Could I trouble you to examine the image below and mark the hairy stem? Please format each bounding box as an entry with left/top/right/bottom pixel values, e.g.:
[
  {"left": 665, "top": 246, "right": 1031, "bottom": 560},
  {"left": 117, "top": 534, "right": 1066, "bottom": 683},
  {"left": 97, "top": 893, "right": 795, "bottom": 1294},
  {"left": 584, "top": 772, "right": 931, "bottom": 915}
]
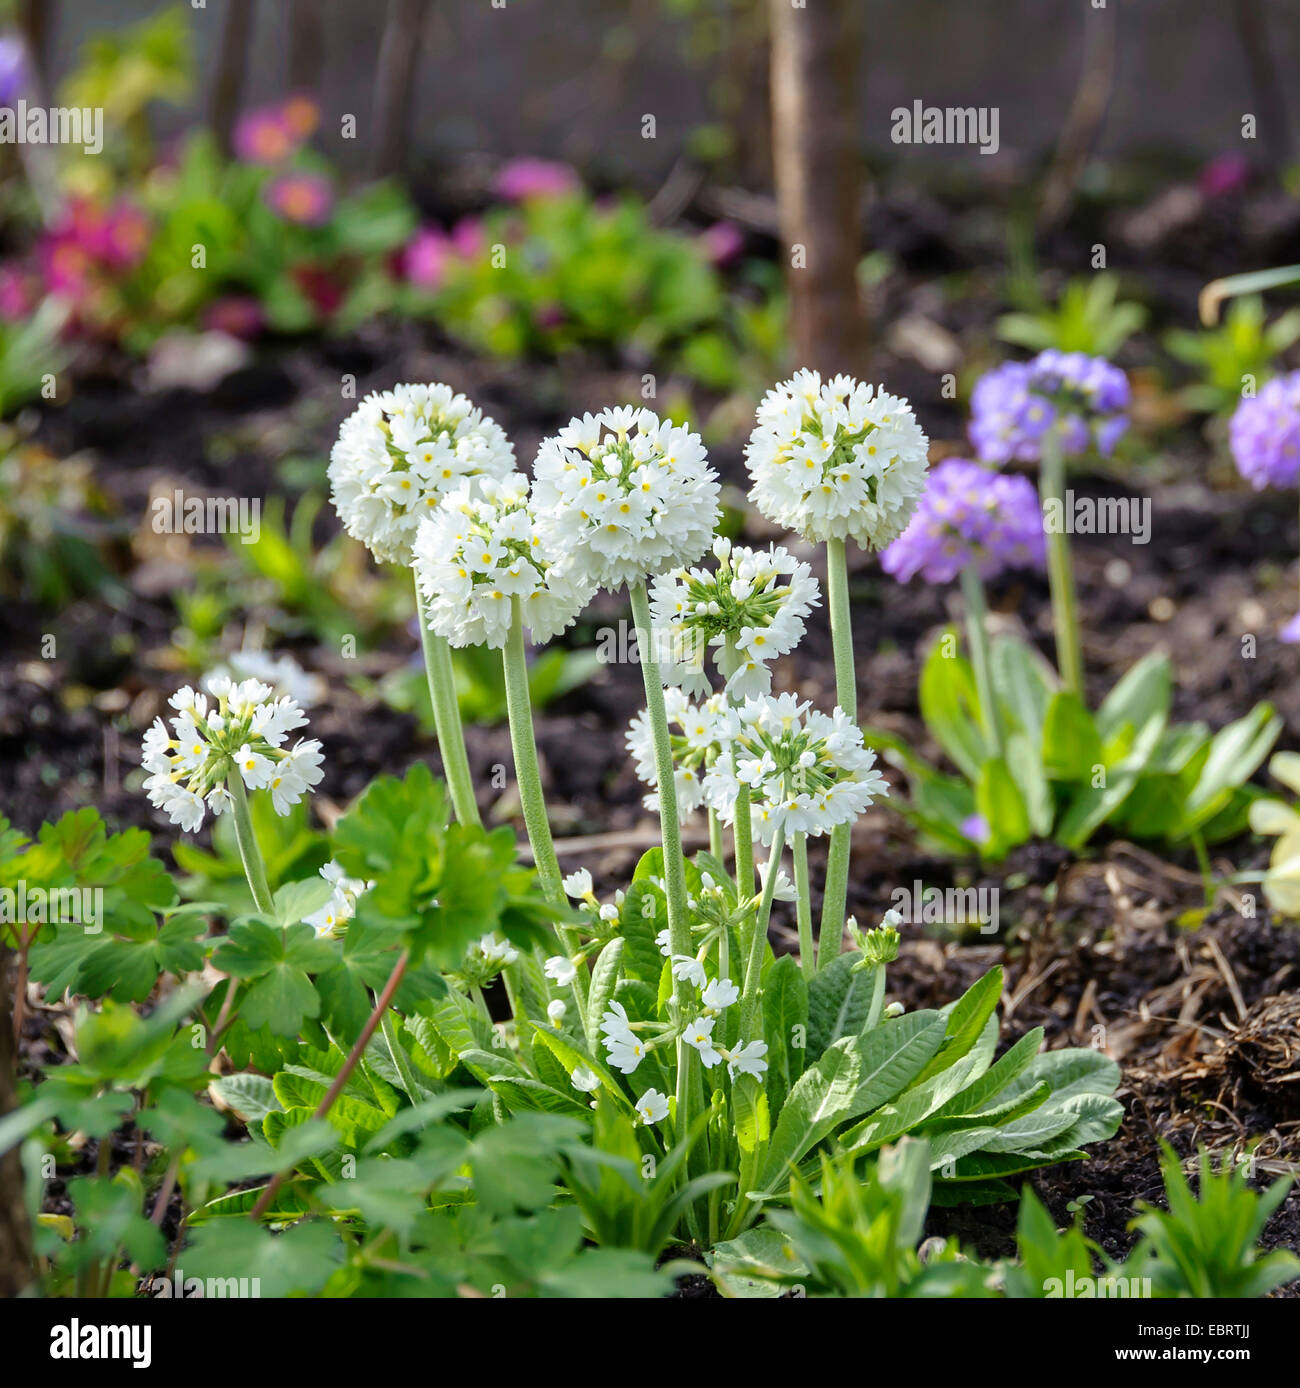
[
  {"left": 227, "top": 773, "right": 274, "bottom": 915},
  {"left": 960, "top": 564, "right": 1002, "bottom": 758},
  {"left": 793, "top": 832, "right": 814, "bottom": 982},
  {"left": 818, "top": 536, "right": 856, "bottom": 970},
  {"left": 1039, "top": 431, "right": 1084, "bottom": 699},
  {"left": 414, "top": 572, "right": 481, "bottom": 827},
  {"left": 627, "top": 580, "right": 693, "bottom": 1138}
]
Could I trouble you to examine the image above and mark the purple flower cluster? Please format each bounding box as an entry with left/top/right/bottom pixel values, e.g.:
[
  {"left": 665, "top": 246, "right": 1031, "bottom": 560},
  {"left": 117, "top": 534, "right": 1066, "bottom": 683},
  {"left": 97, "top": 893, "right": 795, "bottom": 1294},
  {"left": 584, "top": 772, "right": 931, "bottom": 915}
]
[
  {"left": 1228, "top": 371, "right": 1300, "bottom": 490},
  {"left": 881, "top": 458, "right": 1046, "bottom": 585},
  {"left": 969, "top": 349, "right": 1130, "bottom": 464}
]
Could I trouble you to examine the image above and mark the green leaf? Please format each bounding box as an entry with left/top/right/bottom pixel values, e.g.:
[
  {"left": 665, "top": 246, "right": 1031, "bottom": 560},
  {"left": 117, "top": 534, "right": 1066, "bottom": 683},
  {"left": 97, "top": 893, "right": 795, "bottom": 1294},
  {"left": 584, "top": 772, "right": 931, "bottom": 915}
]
[
  {"left": 975, "top": 758, "right": 1032, "bottom": 856},
  {"left": 1041, "top": 692, "right": 1102, "bottom": 781},
  {"left": 919, "top": 638, "right": 987, "bottom": 780},
  {"left": 586, "top": 937, "right": 625, "bottom": 1043},
  {"left": 183, "top": 1217, "right": 344, "bottom": 1296},
  {"left": 761, "top": 954, "right": 808, "bottom": 1115},
  {"left": 806, "top": 951, "right": 873, "bottom": 1060},
  {"left": 757, "top": 1011, "right": 947, "bottom": 1194}
]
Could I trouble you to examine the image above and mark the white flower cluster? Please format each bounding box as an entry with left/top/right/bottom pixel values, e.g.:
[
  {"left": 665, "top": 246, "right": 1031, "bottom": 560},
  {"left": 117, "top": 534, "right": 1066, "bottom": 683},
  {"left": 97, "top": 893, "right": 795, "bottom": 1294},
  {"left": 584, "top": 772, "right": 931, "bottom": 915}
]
[
  {"left": 459, "top": 931, "right": 521, "bottom": 987},
  {"left": 532, "top": 406, "right": 720, "bottom": 590},
  {"left": 703, "top": 692, "right": 888, "bottom": 845},
  {"left": 600, "top": 971, "right": 766, "bottom": 1084},
  {"left": 745, "top": 370, "right": 929, "bottom": 549},
  {"left": 412, "top": 472, "right": 595, "bottom": 648},
  {"left": 304, "top": 860, "right": 373, "bottom": 938},
  {"left": 142, "top": 676, "right": 324, "bottom": 832},
  {"left": 329, "top": 382, "right": 515, "bottom": 565},
  {"left": 626, "top": 689, "right": 729, "bottom": 823},
  {"left": 649, "top": 537, "right": 819, "bottom": 700}
]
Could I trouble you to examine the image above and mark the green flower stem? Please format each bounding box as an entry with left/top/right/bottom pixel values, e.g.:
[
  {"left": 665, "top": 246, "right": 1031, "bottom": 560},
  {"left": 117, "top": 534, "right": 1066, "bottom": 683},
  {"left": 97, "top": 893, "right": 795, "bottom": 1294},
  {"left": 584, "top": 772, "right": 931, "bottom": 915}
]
[
  {"left": 722, "top": 636, "right": 755, "bottom": 896},
  {"left": 818, "top": 536, "right": 857, "bottom": 972},
  {"left": 414, "top": 572, "right": 481, "bottom": 829},
  {"left": 741, "top": 828, "right": 787, "bottom": 1036},
  {"left": 502, "top": 601, "right": 585, "bottom": 1002},
  {"left": 627, "top": 579, "right": 693, "bottom": 1138},
  {"left": 960, "top": 564, "right": 1002, "bottom": 759},
  {"left": 1039, "top": 431, "right": 1084, "bottom": 699},
  {"left": 708, "top": 808, "right": 724, "bottom": 859},
  {"left": 733, "top": 787, "right": 754, "bottom": 898},
  {"left": 227, "top": 773, "right": 274, "bottom": 915},
  {"left": 793, "top": 832, "right": 814, "bottom": 982}
]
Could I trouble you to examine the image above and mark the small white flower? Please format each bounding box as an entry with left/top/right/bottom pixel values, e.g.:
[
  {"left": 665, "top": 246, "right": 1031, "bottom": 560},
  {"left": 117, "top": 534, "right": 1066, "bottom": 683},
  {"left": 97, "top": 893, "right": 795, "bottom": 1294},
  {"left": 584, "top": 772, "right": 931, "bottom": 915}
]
[
  {"left": 671, "top": 954, "right": 708, "bottom": 990},
  {"left": 598, "top": 902, "right": 620, "bottom": 923},
  {"left": 234, "top": 744, "right": 273, "bottom": 790},
  {"left": 571, "top": 1066, "right": 601, "bottom": 1093},
  {"left": 682, "top": 1014, "right": 722, "bottom": 1068},
  {"left": 726, "top": 1039, "right": 769, "bottom": 1080},
  {"left": 544, "top": 955, "right": 578, "bottom": 987},
  {"left": 547, "top": 998, "right": 567, "bottom": 1025},
  {"left": 563, "top": 868, "right": 593, "bottom": 899},
  {"left": 634, "top": 1088, "right": 670, "bottom": 1125},
  {"left": 605, "top": 1033, "right": 647, "bottom": 1075},
  {"left": 701, "top": 977, "right": 739, "bottom": 1012}
]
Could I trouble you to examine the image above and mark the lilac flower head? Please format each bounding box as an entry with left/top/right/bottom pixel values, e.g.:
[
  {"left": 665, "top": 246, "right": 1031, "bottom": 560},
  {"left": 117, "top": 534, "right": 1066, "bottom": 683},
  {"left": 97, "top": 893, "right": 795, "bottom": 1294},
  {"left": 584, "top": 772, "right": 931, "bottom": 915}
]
[
  {"left": 1228, "top": 371, "right": 1300, "bottom": 491},
  {"left": 969, "top": 350, "right": 1130, "bottom": 464},
  {"left": 880, "top": 458, "right": 1045, "bottom": 585},
  {"left": 0, "top": 36, "right": 26, "bottom": 107}
]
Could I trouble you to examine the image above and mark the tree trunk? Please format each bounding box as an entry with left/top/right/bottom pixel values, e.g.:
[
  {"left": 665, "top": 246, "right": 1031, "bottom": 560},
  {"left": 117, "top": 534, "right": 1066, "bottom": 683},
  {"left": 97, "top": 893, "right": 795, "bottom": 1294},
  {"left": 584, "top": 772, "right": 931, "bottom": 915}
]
[
  {"left": 1234, "top": 0, "right": 1291, "bottom": 169},
  {"left": 208, "top": 0, "right": 257, "bottom": 157},
  {"left": 769, "top": 0, "right": 865, "bottom": 375},
  {"left": 14, "top": 0, "right": 56, "bottom": 92},
  {"left": 370, "top": 0, "right": 431, "bottom": 177},
  {"left": 0, "top": 948, "right": 34, "bottom": 1298},
  {"left": 288, "top": 0, "right": 325, "bottom": 96}
]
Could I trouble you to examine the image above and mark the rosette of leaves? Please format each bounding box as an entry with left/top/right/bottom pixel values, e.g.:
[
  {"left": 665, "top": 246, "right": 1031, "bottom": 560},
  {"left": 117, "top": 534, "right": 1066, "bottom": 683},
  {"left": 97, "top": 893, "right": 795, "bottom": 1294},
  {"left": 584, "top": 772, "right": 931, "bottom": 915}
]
[
  {"left": 417, "top": 845, "right": 1122, "bottom": 1250},
  {"left": 870, "top": 638, "right": 1279, "bottom": 861}
]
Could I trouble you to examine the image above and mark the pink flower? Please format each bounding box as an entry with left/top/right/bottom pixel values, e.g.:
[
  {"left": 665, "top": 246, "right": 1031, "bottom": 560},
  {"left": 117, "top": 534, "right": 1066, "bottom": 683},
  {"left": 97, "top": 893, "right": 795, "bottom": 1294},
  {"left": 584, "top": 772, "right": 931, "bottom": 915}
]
[
  {"left": 100, "top": 202, "right": 151, "bottom": 269},
  {"left": 449, "top": 216, "right": 486, "bottom": 259},
  {"left": 203, "top": 295, "right": 265, "bottom": 340},
  {"left": 403, "top": 227, "right": 451, "bottom": 288},
  {"left": 494, "top": 157, "right": 579, "bottom": 202},
  {"left": 0, "top": 266, "right": 32, "bottom": 320},
  {"left": 1198, "top": 154, "right": 1251, "bottom": 200},
  {"left": 280, "top": 94, "right": 319, "bottom": 141},
  {"left": 699, "top": 221, "right": 744, "bottom": 267},
  {"left": 264, "top": 172, "right": 334, "bottom": 227},
  {"left": 234, "top": 106, "right": 299, "bottom": 165}
]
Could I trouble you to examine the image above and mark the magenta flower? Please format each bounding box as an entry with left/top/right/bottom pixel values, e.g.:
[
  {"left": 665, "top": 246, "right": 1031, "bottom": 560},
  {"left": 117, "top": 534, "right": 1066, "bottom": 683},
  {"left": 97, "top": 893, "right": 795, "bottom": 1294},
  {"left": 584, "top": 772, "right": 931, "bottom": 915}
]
[
  {"left": 264, "top": 173, "right": 333, "bottom": 227},
  {"left": 494, "top": 158, "right": 579, "bottom": 202},
  {"left": 234, "top": 107, "right": 298, "bottom": 166},
  {"left": 700, "top": 221, "right": 744, "bottom": 267},
  {"left": 1198, "top": 154, "right": 1250, "bottom": 200},
  {"left": 449, "top": 216, "right": 486, "bottom": 259},
  {"left": 402, "top": 227, "right": 451, "bottom": 289},
  {"left": 0, "top": 266, "right": 32, "bottom": 321},
  {"left": 203, "top": 295, "right": 265, "bottom": 340}
]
